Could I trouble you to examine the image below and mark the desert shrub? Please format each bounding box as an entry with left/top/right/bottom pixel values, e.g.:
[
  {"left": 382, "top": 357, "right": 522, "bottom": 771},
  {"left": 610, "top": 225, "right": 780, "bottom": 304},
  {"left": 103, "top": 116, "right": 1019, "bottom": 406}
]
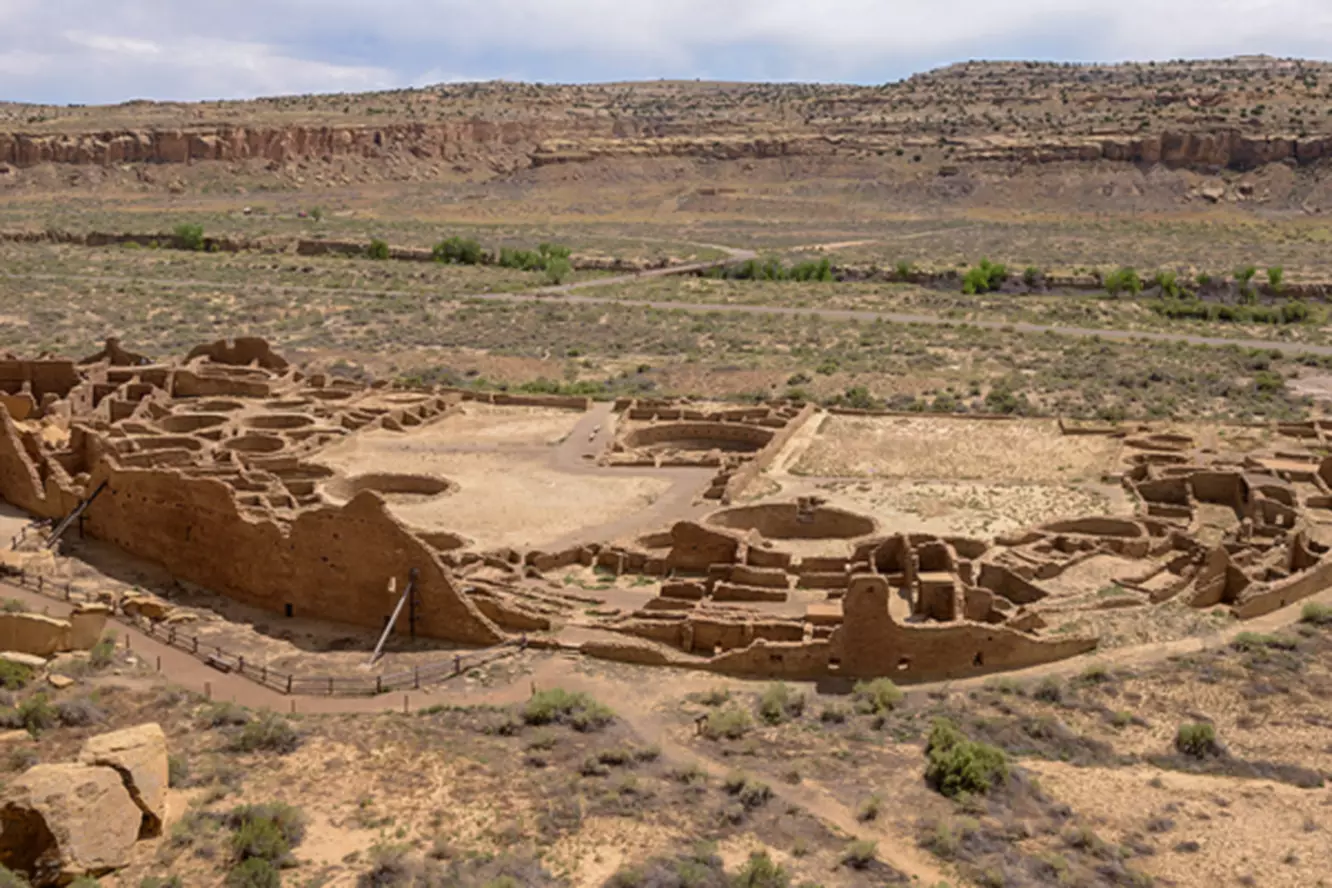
[
  {"left": 924, "top": 718, "right": 1009, "bottom": 798},
  {"left": 896, "top": 260, "right": 914, "bottom": 279},
  {"left": 857, "top": 794, "right": 882, "bottom": 822},
  {"left": 853, "top": 677, "right": 903, "bottom": 714},
  {"left": 89, "top": 632, "right": 117, "bottom": 669},
  {"left": 841, "top": 839, "right": 878, "bottom": 870},
  {"left": 1153, "top": 270, "right": 1182, "bottom": 298},
  {"left": 1300, "top": 602, "right": 1332, "bottom": 626},
  {"left": 732, "top": 851, "right": 789, "bottom": 888},
  {"left": 819, "top": 703, "right": 849, "bottom": 723},
  {"left": 690, "top": 687, "right": 731, "bottom": 707},
  {"left": 229, "top": 711, "right": 300, "bottom": 754},
  {"left": 168, "top": 754, "right": 190, "bottom": 788},
  {"left": 1023, "top": 265, "right": 1041, "bottom": 286},
  {"left": 701, "top": 706, "right": 752, "bottom": 740},
  {"left": 962, "top": 258, "right": 1007, "bottom": 294},
  {"left": 1033, "top": 677, "right": 1064, "bottom": 703},
  {"left": 1254, "top": 370, "right": 1286, "bottom": 394},
  {"left": 522, "top": 688, "right": 614, "bottom": 732},
  {"left": 789, "top": 257, "right": 833, "bottom": 282},
  {"left": 1175, "top": 722, "right": 1221, "bottom": 758},
  {"left": 432, "top": 236, "right": 485, "bottom": 265},
  {"left": 18, "top": 694, "right": 56, "bottom": 736},
  {"left": 1268, "top": 266, "right": 1285, "bottom": 291},
  {"left": 1104, "top": 266, "right": 1143, "bottom": 296},
  {"left": 1231, "top": 632, "right": 1297, "bottom": 652},
  {"left": 366, "top": 238, "right": 391, "bottom": 260},
  {"left": 174, "top": 223, "right": 205, "bottom": 251},
  {"left": 757, "top": 682, "right": 804, "bottom": 724},
  {"left": 55, "top": 698, "right": 105, "bottom": 727},
  {"left": 0, "top": 871, "right": 29, "bottom": 888},
  {"left": 538, "top": 242, "right": 571, "bottom": 261},
  {"left": 203, "top": 701, "right": 252, "bottom": 728},
  {"left": 140, "top": 877, "right": 185, "bottom": 888},
  {"left": 723, "top": 772, "right": 772, "bottom": 810},
  {"left": 1, "top": 599, "right": 25, "bottom": 613},
  {"left": 227, "top": 802, "right": 306, "bottom": 863},
  {"left": 543, "top": 257, "right": 573, "bottom": 285},
  {"left": 0, "top": 661, "right": 32, "bottom": 691},
  {"left": 225, "top": 859, "right": 280, "bottom": 888},
  {"left": 497, "top": 246, "right": 545, "bottom": 271}
]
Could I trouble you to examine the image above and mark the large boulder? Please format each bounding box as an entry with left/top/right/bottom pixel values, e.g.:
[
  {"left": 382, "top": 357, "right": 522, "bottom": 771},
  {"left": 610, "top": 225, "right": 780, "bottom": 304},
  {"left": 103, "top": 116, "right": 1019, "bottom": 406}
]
[
  {"left": 78, "top": 723, "right": 168, "bottom": 838},
  {"left": 120, "top": 595, "right": 171, "bottom": 622},
  {"left": 0, "top": 613, "right": 71, "bottom": 657},
  {"left": 68, "top": 603, "right": 110, "bottom": 650},
  {"left": 0, "top": 763, "right": 140, "bottom": 884}
]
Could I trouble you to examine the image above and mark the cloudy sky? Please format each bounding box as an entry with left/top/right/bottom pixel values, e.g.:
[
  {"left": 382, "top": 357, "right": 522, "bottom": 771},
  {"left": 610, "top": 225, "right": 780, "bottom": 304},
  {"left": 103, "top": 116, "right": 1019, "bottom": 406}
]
[{"left": 4, "top": 0, "right": 1332, "bottom": 104}]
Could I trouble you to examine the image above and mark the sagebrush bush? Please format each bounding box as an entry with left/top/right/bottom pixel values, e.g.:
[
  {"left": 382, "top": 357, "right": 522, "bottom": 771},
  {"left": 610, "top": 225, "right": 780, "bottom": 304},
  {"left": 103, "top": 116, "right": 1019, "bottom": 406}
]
[
  {"left": 521, "top": 688, "right": 614, "bottom": 732},
  {"left": 174, "top": 223, "right": 205, "bottom": 251},
  {"left": 366, "top": 238, "right": 390, "bottom": 260},
  {"left": 225, "top": 858, "right": 280, "bottom": 888},
  {"left": 1175, "top": 722, "right": 1221, "bottom": 758},
  {"left": 1300, "top": 602, "right": 1332, "bottom": 626},
  {"left": 962, "top": 258, "right": 1007, "bottom": 294},
  {"left": 229, "top": 711, "right": 300, "bottom": 754},
  {"left": 924, "top": 718, "right": 1009, "bottom": 797},
  {"left": 757, "top": 682, "right": 804, "bottom": 724},
  {"left": 702, "top": 706, "right": 753, "bottom": 740},
  {"left": 853, "top": 677, "right": 903, "bottom": 714},
  {"left": 0, "top": 661, "right": 32, "bottom": 691}
]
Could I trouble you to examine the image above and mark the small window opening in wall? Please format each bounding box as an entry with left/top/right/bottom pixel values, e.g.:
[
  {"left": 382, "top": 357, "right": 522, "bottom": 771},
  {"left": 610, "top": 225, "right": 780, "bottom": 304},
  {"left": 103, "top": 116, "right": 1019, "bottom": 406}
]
[
  {"left": 973, "top": 652, "right": 984, "bottom": 667},
  {"left": 897, "top": 657, "right": 911, "bottom": 671},
  {"left": 284, "top": 603, "right": 293, "bottom": 618}
]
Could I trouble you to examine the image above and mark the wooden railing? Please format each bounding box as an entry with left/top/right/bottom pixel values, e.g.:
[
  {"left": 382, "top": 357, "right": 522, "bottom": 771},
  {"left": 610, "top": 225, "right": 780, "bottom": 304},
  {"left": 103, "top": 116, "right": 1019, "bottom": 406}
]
[{"left": 1, "top": 567, "right": 520, "bottom": 697}]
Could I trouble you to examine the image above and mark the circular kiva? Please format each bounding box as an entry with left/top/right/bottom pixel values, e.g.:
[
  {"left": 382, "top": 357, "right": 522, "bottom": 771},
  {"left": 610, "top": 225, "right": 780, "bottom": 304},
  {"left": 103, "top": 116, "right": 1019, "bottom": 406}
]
[
  {"left": 157, "top": 413, "right": 229, "bottom": 433},
  {"left": 244, "top": 414, "right": 316, "bottom": 430},
  {"left": 624, "top": 421, "right": 773, "bottom": 453},
  {"left": 323, "top": 472, "right": 456, "bottom": 501},
  {"left": 220, "top": 434, "right": 286, "bottom": 454},
  {"left": 705, "top": 503, "right": 878, "bottom": 540}
]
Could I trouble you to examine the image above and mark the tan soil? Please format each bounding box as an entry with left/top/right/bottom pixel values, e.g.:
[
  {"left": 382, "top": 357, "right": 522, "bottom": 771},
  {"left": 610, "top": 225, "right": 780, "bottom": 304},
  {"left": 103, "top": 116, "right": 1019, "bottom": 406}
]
[{"left": 792, "top": 415, "right": 1123, "bottom": 484}]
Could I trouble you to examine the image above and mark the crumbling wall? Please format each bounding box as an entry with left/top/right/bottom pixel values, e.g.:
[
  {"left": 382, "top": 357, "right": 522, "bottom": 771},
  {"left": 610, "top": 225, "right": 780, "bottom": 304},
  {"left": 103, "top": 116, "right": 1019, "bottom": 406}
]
[
  {"left": 0, "top": 407, "right": 81, "bottom": 520},
  {"left": 82, "top": 464, "right": 503, "bottom": 645},
  {"left": 1233, "top": 560, "right": 1332, "bottom": 619},
  {"left": 838, "top": 574, "right": 1096, "bottom": 681}
]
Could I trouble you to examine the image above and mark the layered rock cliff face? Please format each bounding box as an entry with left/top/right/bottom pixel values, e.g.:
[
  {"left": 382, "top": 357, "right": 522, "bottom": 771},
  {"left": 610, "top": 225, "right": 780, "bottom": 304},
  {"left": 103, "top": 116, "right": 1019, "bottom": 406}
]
[
  {"left": 0, "top": 121, "right": 544, "bottom": 169},
  {"left": 6, "top": 58, "right": 1332, "bottom": 174},
  {"left": 5, "top": 124, "right": 1330, "bottom": 174}
]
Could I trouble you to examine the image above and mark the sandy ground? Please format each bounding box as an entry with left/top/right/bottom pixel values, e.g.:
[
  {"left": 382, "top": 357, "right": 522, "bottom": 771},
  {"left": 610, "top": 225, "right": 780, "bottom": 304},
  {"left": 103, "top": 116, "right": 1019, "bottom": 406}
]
[
  {"left": 793, "top": 415, "right": 1123, "bottom": 484},
  {"left": 1026, "top": 762, "right": 1330, "bottom": 888},
  {"left": 313, "top": 410, "right": 674, "bottom": 550},
  {"left": 767, "top": 477, "right": 1129, "bottom": 539}
]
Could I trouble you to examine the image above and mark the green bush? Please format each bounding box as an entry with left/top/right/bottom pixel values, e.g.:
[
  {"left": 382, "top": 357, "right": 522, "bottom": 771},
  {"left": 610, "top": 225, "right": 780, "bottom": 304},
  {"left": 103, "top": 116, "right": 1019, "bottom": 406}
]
[
  {"left": 229, "top": 711, "right": 300, "bottom": 754},
  {"left": 227, "top": 802, "right": 306, "bottom": 863},
  {"left": 18, "top": 694, "right": 57, "bottom": 736},
  {"left": 538, "top": 242, "right": 571, "bottom": 261},
  {"left": 856, "top": 794, "right": 882, "bottom": 822},
  {"left": 924, "top": 718, "right": 1009, "bottom": 797},
  {"left": 225, "top": 859, "right": 280, "bottom": 888},
  {"left": 203, "top": 701, "right": 252, "bottom": 728},
  {"left": 1175, "top": 722, "right": 1220, "bottom": 758},
  {"left": 168, "top": 754, "right": 190, "bottom": 788},
  {"left": 757, "top": 682, "right": 805, "bottom": 725},
  {"left": 0, "top": 661, "right": 32, "bottom": 691},
  {"left": 1254, "top": 371, "right": 1285, "bottom": 394},
  {"left": 853, "top": 677, "right": 903, "bottom": 714},
  {"left": 1153, "top": 270, "right": 1182, "bottom": 299},
  {"left": 702, "top": 706, "right": 753, "bottom": 740},
  {"left": 521, "top": 688, "right": 614, "bottom": 732},
  {"left": 841, "top": 839, "right": 878, "bottom": 870},
  {"left": 432, "top": 236, "right": 485, "bottom": 265},
  {"left": 497, "top": 246, "right": 545, "bottom": 271},
  {"left": 789, "top": 257, "right": 833, "bottom": 282},
  {"left": 543, "top": 257, "right": 573, "bottom": 285},
  {"left": 1300, "top": 602, "right": 1332, "bottom": 626},
  {"left": 1104, "top": 266, "right": 1143, "bottom": 297},
  {"left": 366, "top": 238, "right": 391, "bottom": 260},
  {"left": 1268, "top": 266, "right": 1285, "bottom": 291},
  {"left": 1, "top": 599, "right": 25, "bottom": 613},
  {"left": 1023, "top": 265, "right": 1041, "bottom": 286},
  {"left": 140, "top": 877, "right": 185, "bottom": 888},
  {"left": 962, "top": 258, "right": 1007, "bottom": 294},
  {"left": 174, "top": 223, "right": 205, "bottom": 251},
  {"left": 1231, "top": 631, "right": 1297, "bottom": 652},
  {"left": 896, "top": 260, "right": 914, "bottom": 279},
  {"left": 89, "top": 632, "right": 117, "bottom": 669},
  {"left": 732, "top": 851, "right": 789, "bottom": 888}
]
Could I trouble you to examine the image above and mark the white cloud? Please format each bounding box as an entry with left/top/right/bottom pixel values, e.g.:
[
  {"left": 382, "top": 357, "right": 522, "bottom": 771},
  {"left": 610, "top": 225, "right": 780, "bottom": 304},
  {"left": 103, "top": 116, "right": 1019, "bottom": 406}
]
[{"left": 4, "top": 0, "right": 1332, "bottom": 102}]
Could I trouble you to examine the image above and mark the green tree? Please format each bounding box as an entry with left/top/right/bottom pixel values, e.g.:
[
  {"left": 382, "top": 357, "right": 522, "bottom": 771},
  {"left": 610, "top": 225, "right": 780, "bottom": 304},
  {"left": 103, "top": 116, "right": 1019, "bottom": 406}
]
[
  {"left": 173, "top": 223, "right": 205, "bottom": 251},
  {"left": 366, "top": 238, "right": 390, "bottom": 260}
]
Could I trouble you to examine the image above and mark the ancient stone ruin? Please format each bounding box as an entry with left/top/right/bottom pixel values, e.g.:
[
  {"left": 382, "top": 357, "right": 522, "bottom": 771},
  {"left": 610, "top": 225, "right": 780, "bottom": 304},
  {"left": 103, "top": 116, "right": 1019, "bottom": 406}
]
[{"left": 5, "top": 339, "right": 1332, "bottom": 687}]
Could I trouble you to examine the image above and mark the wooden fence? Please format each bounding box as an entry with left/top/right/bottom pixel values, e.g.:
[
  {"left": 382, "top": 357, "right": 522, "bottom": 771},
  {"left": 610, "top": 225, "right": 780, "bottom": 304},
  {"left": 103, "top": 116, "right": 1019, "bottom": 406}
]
[{"left": 1, "top": 567, "right": 519, "bottom": 697}]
